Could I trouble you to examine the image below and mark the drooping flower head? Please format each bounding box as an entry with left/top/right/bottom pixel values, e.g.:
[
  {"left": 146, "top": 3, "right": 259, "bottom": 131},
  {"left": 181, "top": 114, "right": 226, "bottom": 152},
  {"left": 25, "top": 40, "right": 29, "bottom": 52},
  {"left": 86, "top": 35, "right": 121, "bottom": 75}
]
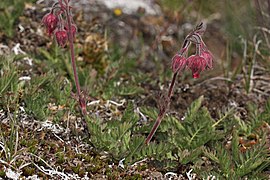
[
  {"left": 55, "top": 30, "right": 68, "bottom": 47},
  {"left": 42, "top": 12, "right": 59, "bottom": 35},
  {"left": 171, "top": 23, "right": 213, "bottom": 78},
  {"left": 65, "top": 23, "right": 77, "bottom": 40},
  {"left": 172, "top": 54, "right": 187, "bottom": 73},
  {"left": 186, "top": 55, "right": 207, "bottom": 78},
  {"left": 185, "top": 35, "right": 212, "bottom": 78},
  {"left": 200, "top": 41, "right": 213, "bottom": 69},
  {"left": 42, "top": 1, "right": 77, "bottom": 47},
  {"left": 171, "top": 41, "right": 190, "bottom": 73}
]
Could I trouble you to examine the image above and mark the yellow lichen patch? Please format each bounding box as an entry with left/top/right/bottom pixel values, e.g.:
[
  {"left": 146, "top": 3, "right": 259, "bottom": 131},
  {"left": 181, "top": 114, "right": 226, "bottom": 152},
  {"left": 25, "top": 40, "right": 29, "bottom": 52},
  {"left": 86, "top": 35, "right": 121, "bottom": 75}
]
[{"left": 113, "top": 8, "right": 123, "bottom": 16}]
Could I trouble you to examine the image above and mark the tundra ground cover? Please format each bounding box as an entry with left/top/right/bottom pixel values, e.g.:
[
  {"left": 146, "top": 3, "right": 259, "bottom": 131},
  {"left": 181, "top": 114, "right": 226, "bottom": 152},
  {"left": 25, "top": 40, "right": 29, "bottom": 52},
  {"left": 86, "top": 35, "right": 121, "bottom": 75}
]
[{"left": 0, "top": 0, "right": 270, "bottom": 179}]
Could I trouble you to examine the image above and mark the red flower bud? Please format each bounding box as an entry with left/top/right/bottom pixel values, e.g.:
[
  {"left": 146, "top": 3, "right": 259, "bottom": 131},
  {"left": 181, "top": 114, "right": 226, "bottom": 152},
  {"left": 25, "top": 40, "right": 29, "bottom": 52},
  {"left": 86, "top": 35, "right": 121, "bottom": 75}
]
[
  {"left": 65, "top": 24, "right": 77, "bottom": 40},
  {"left": 42, "top": 12, "right": 59, "bottom": 35},
  {"left": 186, "top": 55, "right": 207, "bottom": 79},
  {"left": 200, "top": 43, "right": 213, "bottom": 69},
  {"left": 55, "top": 30, "right": 68, "bottom": 47},
  {"left": 70, "top": 24, "right": 77, "bottom": 39},
  {"left": 201, "top": 50, "right": 213, "bottom": 69},
  {"left": 171, "top": 54, "right": 187, "bottom": 73}
]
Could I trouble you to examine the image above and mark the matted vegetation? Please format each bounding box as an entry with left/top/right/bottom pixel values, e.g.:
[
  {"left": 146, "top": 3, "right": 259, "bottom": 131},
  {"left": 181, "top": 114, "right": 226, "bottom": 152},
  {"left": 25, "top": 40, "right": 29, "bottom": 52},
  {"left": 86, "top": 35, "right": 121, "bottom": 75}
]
[{"left": 0, "top": 0, "right": 270, "bottom": 179}]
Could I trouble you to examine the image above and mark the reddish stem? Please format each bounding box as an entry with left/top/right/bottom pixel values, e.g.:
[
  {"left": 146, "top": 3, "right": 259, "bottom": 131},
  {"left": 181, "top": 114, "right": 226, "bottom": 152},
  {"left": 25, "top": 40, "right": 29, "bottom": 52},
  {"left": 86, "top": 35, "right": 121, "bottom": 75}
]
[
  {"left": 145, "top": 22, "right": 207, "bottom": 145},
  {"left": 145, "top": 72, "right": 178, "bottom": 144},
  {"left": 145, "top": 113, "right": 165, "bottom": 144},
  {"left": 168, "top": 72, "right": 178, "bottom": 98},
  {"left": 65, "top": 2, "right": 87, "bottom": 115}
]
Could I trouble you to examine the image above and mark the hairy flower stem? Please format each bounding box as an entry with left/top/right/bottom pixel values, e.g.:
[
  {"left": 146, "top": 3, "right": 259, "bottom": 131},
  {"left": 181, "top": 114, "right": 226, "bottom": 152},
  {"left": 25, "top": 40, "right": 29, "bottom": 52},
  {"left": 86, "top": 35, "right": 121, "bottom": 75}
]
[
  {"left": 168, "top": 72, "right": 178, "bottom": 98},
  {"left": 64, "top": 1, "right": 86, "bottom": 115},
  {"left": 145, "top": 38, "right": 193, "bottom": 144},
  {"left": 145, "top": 72, "right": 178, "bottom": 144},
  {"left": 144, "top": 22, "right": 213, "bottom": 145}
]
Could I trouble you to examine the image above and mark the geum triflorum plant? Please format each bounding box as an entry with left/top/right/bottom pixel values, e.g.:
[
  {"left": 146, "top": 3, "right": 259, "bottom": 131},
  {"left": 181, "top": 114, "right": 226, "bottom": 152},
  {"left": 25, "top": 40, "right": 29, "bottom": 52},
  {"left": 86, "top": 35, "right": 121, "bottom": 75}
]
[
  {"left": 42, "top": 0, "right": 87, "bottom": 115},
  {"left": 145, "top": 22, "right": 214, "bottom": 144}
]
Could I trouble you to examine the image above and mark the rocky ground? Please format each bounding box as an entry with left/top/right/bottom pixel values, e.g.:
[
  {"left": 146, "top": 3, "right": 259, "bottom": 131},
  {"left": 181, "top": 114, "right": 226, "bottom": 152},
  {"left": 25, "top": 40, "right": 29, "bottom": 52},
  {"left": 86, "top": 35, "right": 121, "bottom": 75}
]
[{"left": 0, "top": 0, "right": 270, "bottom": 179}]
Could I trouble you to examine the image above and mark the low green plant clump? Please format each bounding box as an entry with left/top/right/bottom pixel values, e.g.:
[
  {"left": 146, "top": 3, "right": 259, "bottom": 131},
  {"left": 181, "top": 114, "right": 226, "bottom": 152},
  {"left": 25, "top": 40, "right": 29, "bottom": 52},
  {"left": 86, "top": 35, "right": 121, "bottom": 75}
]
[
  {"left": 87, "top": 95, "right": 270, "bottom": 179},
  {"left": 1, "top": 35, "right": 269, "bottom": 178},
  {"left": 0, "top": 40, "right": 270, "bottom": 179},
  {"left": 0, "top": 0, "right": 270, "bottom": 179},
  {"left": 0, "top": 0, "right": 35, "bottom": 38}
]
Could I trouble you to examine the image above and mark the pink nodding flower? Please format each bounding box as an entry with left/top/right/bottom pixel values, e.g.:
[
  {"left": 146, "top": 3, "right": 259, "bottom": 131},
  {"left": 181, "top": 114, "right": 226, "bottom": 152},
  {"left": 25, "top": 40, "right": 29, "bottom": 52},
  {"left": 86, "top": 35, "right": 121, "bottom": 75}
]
[
  {"left": 187, "top": 55, "right": 207, "bottom": 79},
  {"left": 171, "top": 54, "right": 187, "bottom": 73},
  {"left": 55, "top": 30, "right": 68, "bottom": 47},
  {"left": 42, "top": 12, "right": 59, "bottom": 35},
  {"left": 65, "top": 24, "right": 77, "bottom": 40},
  {"left": 201, "top": 50, "right": 213, "bottom": 69},
  {"left": 200, "top": 42, "right": 213, "bottom": 69}
]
